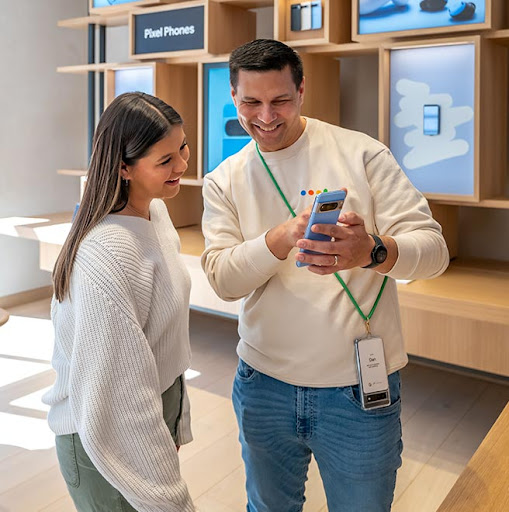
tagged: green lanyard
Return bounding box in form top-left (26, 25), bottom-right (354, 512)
top-left (256, 143), bottom-right (388, 335)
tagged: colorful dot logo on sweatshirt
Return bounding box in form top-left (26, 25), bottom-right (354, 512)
top-left (301, 188), bottom-right (328, 196)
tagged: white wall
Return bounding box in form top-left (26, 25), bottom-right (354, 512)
top-left (0, 0), bottom-right (87, 297)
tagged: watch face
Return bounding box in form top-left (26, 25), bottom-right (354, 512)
top-left (375, 247), bottom-right (388, 264)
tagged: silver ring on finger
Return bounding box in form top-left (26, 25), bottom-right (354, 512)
top-left (334, 255), bottom-right (338, 266)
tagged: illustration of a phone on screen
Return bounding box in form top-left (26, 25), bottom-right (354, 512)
top-left (423, 104), bottom-right (440, 136)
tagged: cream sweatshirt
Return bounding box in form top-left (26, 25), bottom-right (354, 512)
top-left (202, 118), bottom-right (449, 387)
top-left (43, 199), bottom-right (194, 512)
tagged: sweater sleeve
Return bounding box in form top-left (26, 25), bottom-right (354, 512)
top-left (201, 172), bottom-right (286, 301)
top-left (366, 148), bottom-right (450, 280)
top-left (68, 257), bottom-right (194, 512)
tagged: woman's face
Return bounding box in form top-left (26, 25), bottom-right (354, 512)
top-left (122, 126), bottom-right (189, 201)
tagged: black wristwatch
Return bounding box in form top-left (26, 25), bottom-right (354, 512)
top-left (362, 234), bottom-right (388, 269)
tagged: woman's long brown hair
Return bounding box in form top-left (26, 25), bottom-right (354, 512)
top-left (53, 92), bottom-right (182, 302)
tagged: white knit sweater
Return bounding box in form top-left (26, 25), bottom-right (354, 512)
top-left (43, 199), bottom-right (194, 512)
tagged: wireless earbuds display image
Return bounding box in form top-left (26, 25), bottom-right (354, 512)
top-left (358, 0), bottom-right (484, 35)
top-left (420, 0), bottom-right (476, 20)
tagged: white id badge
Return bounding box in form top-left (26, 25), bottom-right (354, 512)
top-left (354, 336), bottom-right (391, 410)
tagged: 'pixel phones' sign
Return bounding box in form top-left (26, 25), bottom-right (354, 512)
top-left (134, 6), bottom-right (205, 55)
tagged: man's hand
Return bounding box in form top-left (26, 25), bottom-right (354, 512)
top-left (265, 205), bottom-right (312, 260)
top-left (295, 211), bottom-right (397, 275)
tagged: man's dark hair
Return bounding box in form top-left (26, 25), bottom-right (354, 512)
top-left (229, 39), bottom-right (304, 92)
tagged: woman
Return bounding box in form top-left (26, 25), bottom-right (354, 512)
top-left (43, 92), bottom-right (195, 511)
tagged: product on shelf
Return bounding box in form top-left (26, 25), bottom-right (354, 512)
top-left (290, 1), bottom-right (322, 31)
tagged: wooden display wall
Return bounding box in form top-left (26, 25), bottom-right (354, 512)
top-left (57, 0), bottom-right (509, 376)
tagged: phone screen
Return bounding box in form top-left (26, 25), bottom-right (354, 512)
top-left (423, 104), bottom-right (440, 136)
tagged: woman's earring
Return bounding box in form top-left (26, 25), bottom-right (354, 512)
top-left (122, 178), bottom-right (129, 187)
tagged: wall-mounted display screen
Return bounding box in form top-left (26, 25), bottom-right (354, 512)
top-left (203, 63), bottom-right (251, 175)
top-left (390, 43), bottom-right (476, 196)
top-left (92, 0), bottom-right (138, 7)
top-left (114, 67), bottom-right (154, 97)
top-left (358, 0), bottom-right (485, 35)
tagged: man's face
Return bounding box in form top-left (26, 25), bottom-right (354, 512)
top-left (232, 66), bottom-right (305, 152)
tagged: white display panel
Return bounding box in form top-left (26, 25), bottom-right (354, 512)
top-left (390, 43), bottom-right (476, 196)
top-left (114, 67), bottom-right (154, 98)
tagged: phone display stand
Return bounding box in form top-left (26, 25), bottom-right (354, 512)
top-left (290, 1), bottom-right (321, 32)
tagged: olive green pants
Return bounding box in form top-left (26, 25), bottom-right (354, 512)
top-left (55, 375), bottom-right (183, 512)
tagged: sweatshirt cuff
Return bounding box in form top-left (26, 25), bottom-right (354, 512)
top-left (244, 231), bottom-right (288, 277)
top-left (381, 235), bottom-right (418, 279)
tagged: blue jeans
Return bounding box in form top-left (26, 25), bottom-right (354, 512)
top-left (232, 359), bottom-right (403, 512)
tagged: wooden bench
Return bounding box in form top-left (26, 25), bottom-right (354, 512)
top-left (437, 402), bottom-right (509, 511)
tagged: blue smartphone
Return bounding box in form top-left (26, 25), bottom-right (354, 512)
top-left (311, 1), bottom-right (322, 30)
top-left (423, 104), bottom-right (440, 136)
top-left (296, 190), bottom-right (346, 267)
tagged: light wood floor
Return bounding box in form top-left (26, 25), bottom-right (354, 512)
top-left (0, 298), bottom-right (508, 512)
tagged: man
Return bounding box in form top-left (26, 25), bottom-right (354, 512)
top-left (201, 39), bottom-right (449, 512)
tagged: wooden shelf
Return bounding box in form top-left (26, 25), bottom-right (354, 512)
top-left (304, 41), bottom-right (379, 56)
top-left (485, 29), bottom-right (509, 44)
top-left (57, 63), bottom-right (122, 74)
top-left (0, 212), bottom-right (202, 263)
top-left (57, 169), bottom-right (87, 177)
top-left (478, 197), bottom-right (509, 209)
top-left (58, 14), bottom-right (128, 29)
top-left (397, 259), bottom-right (509, 326)
top-left (430, 197), bottom-right (509, 210)
top-left (0, 212), bottom-right (72, 244)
